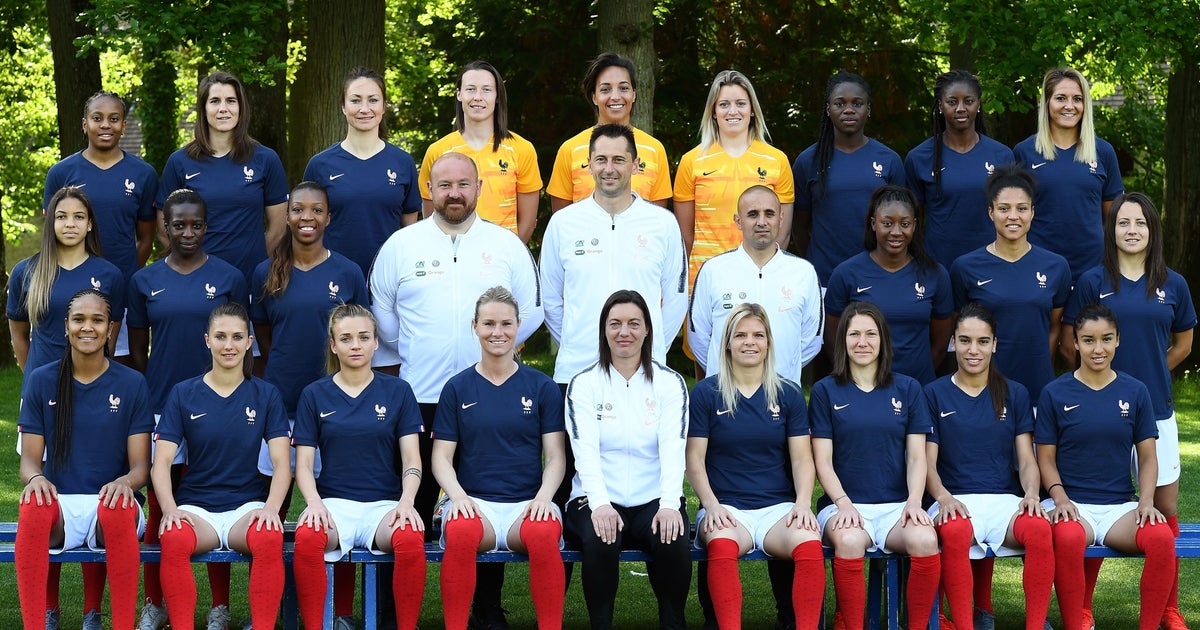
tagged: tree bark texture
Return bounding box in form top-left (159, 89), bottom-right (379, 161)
top-left (245, 2), bottom-right (289, 174)
top-left (598, 0), bottom-right (656, 133)
top-left (46, 0), bottom-right (101, 158)
top-left (1164, 50), bottom-right (1200, 373)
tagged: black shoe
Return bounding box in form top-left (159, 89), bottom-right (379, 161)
top-left (774, 612), bottom-right (796, 630)
top-left (467, 605), bottom-right (511, 630)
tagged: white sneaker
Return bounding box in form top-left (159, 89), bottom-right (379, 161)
top-left (138, 599), bottom-right (169, 630)
top-left (206, 604), bottom-right (232, 630)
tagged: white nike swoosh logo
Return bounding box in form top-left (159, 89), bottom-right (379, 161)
top-left (1031, 162), bottom-right (1047, 170)
top-left (185, 172), bottom-right (200, 180)
top-left (151, 289), bottom-right (166, 296)
top-left (462, 402), bottom-right (478, 409)
top-left (976, 279), bottom-right (993, 286)
top-left (716, 409), bottom-right (732, 416)
top-left (74, 184), bottom-right (86, 189)
top-left (856, 286), bottom-right (872, 293)
top-left (940, 411), bottom-right (956, 418)
top-left (319, 411), bottom-right (336, 418)
top-left (1063, 404), bottom-right (1080, 412)
top-left (329, 173), bottom-right (345, 181)
top-left (834, 403), bottom-right (850, 410)
top-left (1099, 292), bottom-right (1114, 299)
top-left (190, 413), bottom-right (207, 419)
top-left (48, 400), bottom-right (56, 406)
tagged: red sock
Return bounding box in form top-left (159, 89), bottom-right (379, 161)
top-left (907, 554), bottom-right (941, 630)
top-left (47, 563), bottom-right (62, 612)
top-left (833, 557), bottom-right (865, 630)
top-left (160, 522), bottom-right (198, 630)
top-left (1136, 522), bottom-right (1175, 629)
top-left (791, 541), bottom-right (825, 629)
top-left (706, 538), bottom-right (743, 630)
top-left (441, 516), bottom-right (483, 630)
top-left (16, 498), bottom-right (59, 629)
top-left (1166, 515), bottom-right (1180, 610)
top-left (972, 557), bottom-right (994, 614)
top-left (143, 490), bottom-right (163, 606)
top-left (293, 524), bottom-right (329, 628)
top-left (1082, 557), bottom-right (1102, 610)
top-left (520, 517), bottom-right (565, 629)
top-left (246, 525), bottom-right (284, 630)
top-left (81, 562), bottom-right (107, 613)
top-left (1013, 514), bottom-right (1053, 629)
top-left (1052, 520), bottom-right (1086, 630)
top-left (936, 517), bottom-right (974, 626)
top-left (206, 562), bottom-right (231, 607)
top-left (334, 563), bottom-right (356, 617)
top-left (97, 501), bottom-right (141, 629)
top-left (392, 525), bottom-right (427, 630)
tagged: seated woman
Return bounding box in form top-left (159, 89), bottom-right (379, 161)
top-left (16, 289), bottom-right (151, 630)
top-left (291, 303), bottom-right (426, 629)
top-left (686, 303), bottom-right (823, 629)
top-left (924, 303), bottom-right (1053, 629)
top-left (433, 287), bottom-right (567, 629)
top-left (563, 289), bottom-right (692, 630)
top-left (1036, 303), bottom-right (1176, 630)
top-left (152, 303), bottom-right (291, 630)
top-left (810, 301), bottom-right (940, 630)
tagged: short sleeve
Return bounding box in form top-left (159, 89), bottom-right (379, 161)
top-left (431, 380), bottom-right (461, 442)
top-left (783, 382), bottom-right (809, 437)
top-left (687, 381), bottom-right (713, 439)
top-left (155, 385), bottom-right (186, 445)
top-left (931, 264), bottom-right (954, 319)
top-left (514, 136), bottom-right (543, 194)
top-left (262, 382), bottom-right (291, 441)
top-left (672, 149), bottom-right (697, 203)
top-left (808, 380), bottom-right (833, 439)
top-left (538, 377), bottom-right (566, 434)
top-left (260, 148), bottom-right (290, 206)
top-left (902, 378), bottom-right (932, 435)
top-left (292, 386), bottom-right (319, 448)
top-left (6, 259), bottom-right (30, 322)
top-left (395, 379), bottom-right (423, 437)
top-left (1034, 388), bottom-right (1059, 445)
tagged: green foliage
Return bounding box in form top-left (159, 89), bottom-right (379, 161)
top-left (0, 25), bottom-right (59, 241)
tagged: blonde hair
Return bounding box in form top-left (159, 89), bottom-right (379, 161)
top-left (716, 303), bottom-right (787, 414)
top-left (325, 303), bottom-right (378, 374)
top-left (473, 286), bottom-right (520, 323)
top-left (1034, 68), bottom-right (1097, 164)
top-left (699, 70), bottom-right (769, 152)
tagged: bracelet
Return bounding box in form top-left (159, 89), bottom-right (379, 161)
top-left (25, 473), bottom-right (45, 485)
top-left (831, 494), bottom-right (848, 505)
top-left (1046, 483), bottom-right (1063, 494)
top-left (402, 467), bottom-right (422, 479)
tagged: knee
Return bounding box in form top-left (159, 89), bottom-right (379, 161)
top-left (18, 498), bottom-right (58, 525)
top-left (246, 525), bottom-right (283, 553)
top-left (159, 524), bottom-right (197, 559)
top-left (1013, 514), bottom-right (1052, 551)
top-left (519, 517), bottom-right (562, 547)
top-left (444, 515), bottom-right (483, 547)
top-left (1135, 522), bottom-right (1175, 558)
top-left (1051, 520), bottom-right (1086, 554)
top-left (935, 516), bottom-right (973, 549)
top-left (908, 526), bottom-right (940, 557)
top-left (827, 529), bottom-right (868, 557)
top-left (295, 524), bottom-right (328, 553)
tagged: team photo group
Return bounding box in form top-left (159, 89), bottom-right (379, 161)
top-left (6, 49), bottom-right (1194, 630)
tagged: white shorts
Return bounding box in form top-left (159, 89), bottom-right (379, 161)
top-left (695, 502), bottom-right (794, 554)
top-left (818, 501), bottom-right (906, 552)
top-left (1041, 499), bottom-right (1138, 546)
top-left (153, 414), bottom-right (187, 465)
top-left (321, 498), bottom-right (397, 562)
top-left (440, 497), bottom-right (563, 552)
top-left (49, 493), bottom-right (147, 554)
top-left (1133, 413), bottom-right (1180, 486)
top-left (176, 501), bottom-right (264, 549)
top-left (928, 494), bottom-right (1025, 558)
top-left (257, 418), bottom-right (321, 476)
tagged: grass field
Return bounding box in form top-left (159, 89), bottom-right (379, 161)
top-left (0, 353), bottom-right (1195, 629)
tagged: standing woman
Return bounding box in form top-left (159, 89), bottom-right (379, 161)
top-left (126, 188), bottom-right (247, 629)
top-left (419, 61), bottom-right (543, 243)
top-left (564, 290), bottom-right (691, 630)
top-left (793, 71), bottom-right (905, 285)
top-left (432, 287), bottom-right (566, 629)
top-left (950, 164), bottom-right (1071, 403)
top-left (152, 303), bottom-right (291, 630)
top-left (1036, 303), bottom-right (1176, 630)
top-left (904, 70), bottom-right (1014, 268)
top-left (16, 289), bottom-right (152, 630)
top-left (924, 303), bottom-right (1053, 630)
top-left (291, 304), bottom-right (426, 630)
top-left (1013, 68), bottom-right (1123, 284)
top-left (547, 52), bottom-right (672, 210)
top-left (159, 71), bottom-right (289, 283)
top-left (810, 302), bottom-right (940, 630)
top-left (303, 67), bottom-right (422, 278)
top-left (674, 69), bottom-right (794, 288)
top-left (1061, 192), bottom-right (1195, 629)
top-left (8, 187), bottom-right (124, 373)
top-left (686, 303), bottom-right (824, 629)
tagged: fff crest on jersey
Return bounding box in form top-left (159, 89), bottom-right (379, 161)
top-left (246, 406), bottom-right (257, 425)
top-left (375, 404), bottom-right (387, 422)
top-left (108, 394), bottom-right (121, 413)
top-left (521, 396), bottom-right (533, 415)
top-left (891, 397), bottom-right (903, 415)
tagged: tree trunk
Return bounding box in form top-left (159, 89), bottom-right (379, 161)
top-left (597, 0), bottom-right (656, 133)
top-left (1163, 49), bottom-right (1200, 372)
top-left (46, 0), bottom-right (101, 158)
top-left (0, 205), bottom-right (12, 369)
top-left (139, 42), bottom-right (177, 173)
top-left (289, 0), bottom-right (385, 180)
top-left (245, 1), bottom-right (289, 176)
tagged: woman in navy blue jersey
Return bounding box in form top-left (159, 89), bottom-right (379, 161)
top-left (686, 303), bottom-right (823, 629)
top-left (15, 289), bottom-right (152, 630)
top-left (127, 188), bottom-right (246, 630)
top-left (433, 287), bottom-right (566, 630)
top-left (1060, 193), bottom-right (1195, 629)
top-left (904, 70), bottom-right (1014, 269)
top-left (1036, 303), bottom-right (1175, 630)
top-left (825, 185), bottom-right (952, 384)
top-left (924, 303), bottom-right (1053, 630)
top-left (810, 301), bottom-right (939, 630)
top-left (291, 303), bottom-right (426, 630)
top-left (152, 303), bottom-right (291, 630)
